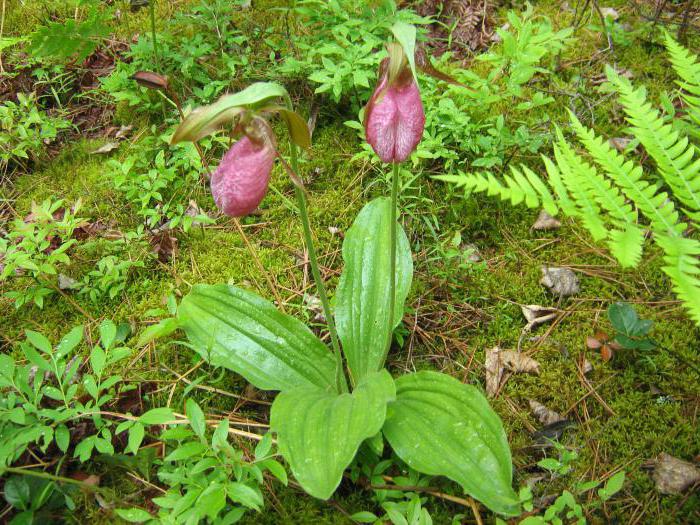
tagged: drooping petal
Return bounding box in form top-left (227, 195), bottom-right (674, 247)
top-left (210, 136), bottom-right (275, 217)
top-left (364, 76), bottom-right (425, 163)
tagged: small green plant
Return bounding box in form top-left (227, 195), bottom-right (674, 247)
top-left (0, 93), bottom-right (71, 173)
top-left (515, 467), bottom-right (626, 524)
top-left (108, 133), bottom-right (213, 231)
top-left (29, 0), bottom-right (111, 62)
top-left (536, 441), bottom-right (579, 477)
top-left (2, 475), bottom-right (77, 524)
top-left (278, 0), bottom-right (426, 108)
top-left (476, 3), bottom-right (572, 97)
top-left (0, 321), bottom-right (131, 468)
top-left (0, 199), bottom-right (85, 309)
top-left (77, 255), bottom-right (145, 303)
top-left (116, 403), bottom-right (284, 523)
top-left (606, 302), bottom-right (656, 353)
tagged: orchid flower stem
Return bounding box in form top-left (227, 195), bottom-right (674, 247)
top-left (386, 161), bottom-right (400, 357)
top-left (289, 144), bottom-right (346, 393)
top-left (149, 0), bottom-right (159, 69)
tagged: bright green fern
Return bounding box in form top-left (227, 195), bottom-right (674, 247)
top-left (664, 32), bottom-right (700, 129)
top-left (439, 36), bottom-right (700, 325)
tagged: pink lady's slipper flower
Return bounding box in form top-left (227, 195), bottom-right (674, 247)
top-left (210, 119), bottom-right (277, 217)
top-left (364, 53), bottom-right (425, 164)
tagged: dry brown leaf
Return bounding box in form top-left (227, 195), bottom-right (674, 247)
top-left (540, 266), bottom-right (580, 297)
top-left (501, 350), bottom-right (540, 374)
top-left (522, 304), bottom-right (558, 331)
top-left (484, 346), bottom-right (504, 398)
top-left (58, 273), bottom-right (80, 290)
top-left (600, 7), bottom-right (619, 20)
top-left (532, 210), bottom-right (561, 231)
top-left (653, 453), bottom-right (700, 494)
top-left (529, 399), bottom-right (565, 426)
top-left (150, 230), bottom-right (177, 263)
top-left (600, 344), bottom-right (613, 362)
top-left (586, 336), bottom-right (603, 349)
top-left (303, 293), bottom-right (325, 323)
top-left (581, 359), bottom-right (594, 375)
top-left (114, 124), bottom-right (133, 140)
top-left (91, 142), bottom-right (119, 154)
top-left (609, 137), bottom-right (632, 152)
top-left (485, 347), bottom-right (540, 398)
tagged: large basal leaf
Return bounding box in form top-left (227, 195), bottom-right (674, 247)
top-left (271, 369), bottom-right (395, 500)
top-left (383, 371), bottom-right (520, 516)
top-left (335, 198), bottom-right (413, 383)
top-left (177, 284), bottom-right (338, 392)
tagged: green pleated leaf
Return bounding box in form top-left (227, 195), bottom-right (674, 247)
top-left (383, 371), bottom-right (520, 516)
top-left (271, 369), bottom-right (395, 500)
top-left (178, 284), bottom-right (339, 392)
top-left (335, 198), bottom-right (413, 383)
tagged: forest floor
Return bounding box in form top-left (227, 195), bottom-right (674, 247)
top-left (1, 0), bottom-right (699, 523)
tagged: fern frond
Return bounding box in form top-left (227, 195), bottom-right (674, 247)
top-left (552, 140), bottom-right (609, 241)
top-left (655, 235), bottom-right (700, 325)
top-left (555, 128), bottom-right (638, 226)
top-left (542, 156), bottom-right (578, 216)
top-left (435, 168), bottom-right (559, 215)
top-left (606, 66), bottom-right (700, 221)
top-left (551, 127), bottom-right (643, 266)
top-left (568, 110), bottom-right (686, 237)
top-left (607, 226), bottom-right (645, 268)
top-left (664, 32), bottom-right (700, 126)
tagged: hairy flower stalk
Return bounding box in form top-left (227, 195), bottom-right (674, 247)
top-left (210, 119), bottom-right (276, 217)
top-left (364, 44), bottom-right (424, 358)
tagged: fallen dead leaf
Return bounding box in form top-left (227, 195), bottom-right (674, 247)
top-left (91, 142), bottom-right (119, 155)
top-left (533, 420), bottom-right (576, 444)
top-left (303, 293), bottom-right (325, 323)
top-left (609, 137), bottom-right (632, 152)
top-left (114, 124), bottom-right (133, 140)
top-left (501, 350), bottom-right (540, 374)
top-left (71, 471), bottom-right (101, 489)
top-left (532, 210), bottom-right (561, 231)
top-left (586, 335), bottom-right (603, 349)
top-left (462, 242), bottom-right (482, 263)
top-left (652, 453), bottom-right (700, 494)
top-left (150, 230), bottom-right (177, 263)
top-left (485, 347), bottom-right (540, 397)
top-left (529, 399), bottom-right (565, 426)
top-left (328, 226), bottom-right (343, 238)
top-left (581, 358), bottom-right (594, 375)
top-left (540, 266), bottom-right (580, 298)
top-left (58, 274), bottom-right (80, 290)
top-left (600, 7), bottom-right (619, 20)
top-left (485, 347), bottom-right (504, 398)
top-left (522, 304), bottom-right (558, 331)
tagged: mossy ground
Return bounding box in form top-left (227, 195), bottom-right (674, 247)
top-left (1, 0), bottom-right (699, 523)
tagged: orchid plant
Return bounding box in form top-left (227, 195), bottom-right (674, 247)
top-left (145, 23), bottom-right (520, 517)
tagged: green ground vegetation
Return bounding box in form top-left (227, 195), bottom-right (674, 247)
top-left (0, 0), bottom-right (698, 523)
